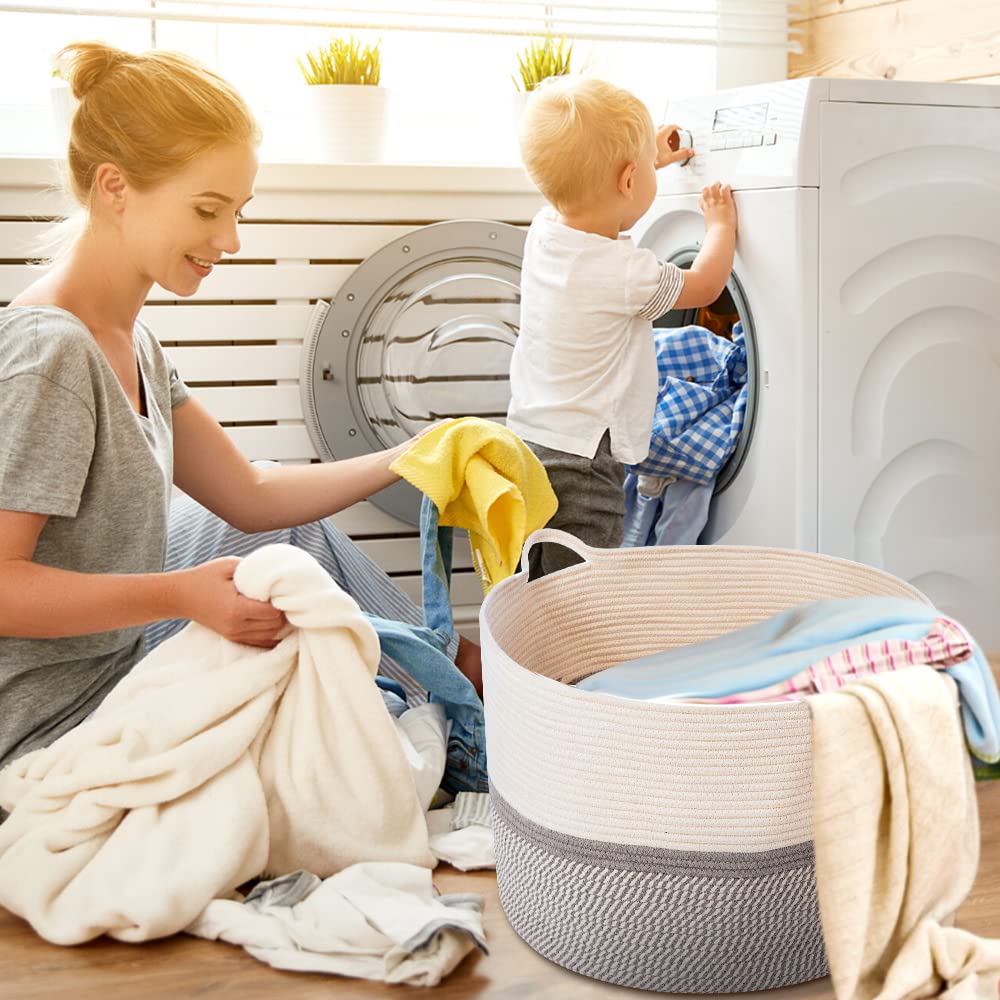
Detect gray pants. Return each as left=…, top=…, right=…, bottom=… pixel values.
left=527, top=431, right=625, bottom=578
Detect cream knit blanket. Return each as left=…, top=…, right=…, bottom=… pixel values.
left=811, top=667, right=1000, bottom=1000
left=0, top=544, right=434, bottom=945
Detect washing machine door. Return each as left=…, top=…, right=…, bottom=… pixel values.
left=302, top=219, right=525, bottom=526
left=635, top=201, right=760, bottom=536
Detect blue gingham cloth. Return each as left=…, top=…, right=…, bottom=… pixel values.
left=629, top=323, right=749, bottom=485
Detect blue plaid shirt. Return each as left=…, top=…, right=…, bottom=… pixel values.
left=629, top=323, right=748, bottom=485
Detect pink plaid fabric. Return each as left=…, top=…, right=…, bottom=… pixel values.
left=695, top=616, right=973, bottom=706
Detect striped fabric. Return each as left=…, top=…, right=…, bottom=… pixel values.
left=700, top=616, right=973, bottom=706
left=145, top=486, right=449, bottom=705
left=452, top=792, right=492, bottom=830
left=636, top=262, right=686, bottom=321
left=630, top=323, right=748, bottom=485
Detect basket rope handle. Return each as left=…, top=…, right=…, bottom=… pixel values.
left=519, top=528, right=598, bottom=575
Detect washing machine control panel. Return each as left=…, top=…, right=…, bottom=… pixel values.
left=707, top=130, right=778, bottom=151
left=656, top=77, right=828, bottom=192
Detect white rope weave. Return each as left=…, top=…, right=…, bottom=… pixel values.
left=481, top=532, right=928, bottom=853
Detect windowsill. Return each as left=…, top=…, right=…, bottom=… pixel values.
left=0, top=154, right=539, bottom=195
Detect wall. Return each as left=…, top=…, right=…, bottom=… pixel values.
left=789, top=0, right=1000, bottom=84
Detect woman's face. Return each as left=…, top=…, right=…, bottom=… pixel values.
left=121, top=142, right=258, bottom=297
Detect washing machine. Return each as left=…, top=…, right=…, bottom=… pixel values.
left=632, top=77, right=1000, bottom=650
left=302, top=219, right=526, bottom=525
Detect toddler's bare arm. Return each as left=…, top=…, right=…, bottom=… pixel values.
left=674, top=182, right=738, bottom=308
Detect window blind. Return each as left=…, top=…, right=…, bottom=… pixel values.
left=1, top=0, right=800, bottom=52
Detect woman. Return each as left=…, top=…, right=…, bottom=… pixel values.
left=0, top=42, right=482, bottom=772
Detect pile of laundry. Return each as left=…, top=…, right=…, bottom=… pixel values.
left=623, top=322, right=748, bottom=546
left=577, top=594, right=1000, bottom=767
left=0, top=544, right=494, bottom=987
left=0, top=417, right=554, bottom=987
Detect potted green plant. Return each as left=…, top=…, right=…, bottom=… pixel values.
left=296, top=35, right=388, bottom=163
left=513, top=34, right=574, bottom=94
left=510, top=35, right=574, bottom=151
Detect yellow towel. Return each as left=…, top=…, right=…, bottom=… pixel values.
left=390, top=418, right=557, bottom=593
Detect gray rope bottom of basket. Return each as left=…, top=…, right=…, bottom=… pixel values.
left=492, top=788, right=830, bottom=993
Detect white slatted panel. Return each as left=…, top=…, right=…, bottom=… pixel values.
left=169, top=345, right=303, bottom=382
left=247, top=189, right=543, bottom=222
left=191, top=385, right=303, bottom=422
left=392, top=567, right=485, bottom=610
left=225, top=425, right=316, bottom=460
left=0, top=159, right=544, bottom=220
left=142, top=304, right=313, bottom=342
left=1, top=220, right=421, bottom=263
left=0, top=160, right=544, bottom=640
left=343, top=537, right=476, bottom=574
left=0, top=262, right=353, bottom=302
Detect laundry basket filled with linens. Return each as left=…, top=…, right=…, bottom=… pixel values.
left=480, top=529, right=932, bottom=994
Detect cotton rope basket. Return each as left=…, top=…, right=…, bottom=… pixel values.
left=479, top=529, right=930, bottom=994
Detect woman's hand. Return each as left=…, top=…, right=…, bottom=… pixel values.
left=388, top=419, right=452, bottom=465
left=407, top=419, right=450, bottom=446
left=172, top=557, right=287, bottom=648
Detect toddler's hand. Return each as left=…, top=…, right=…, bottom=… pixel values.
left=700, top=182, right=738, bottom=234
left=655, top=124, right=695, bottom=169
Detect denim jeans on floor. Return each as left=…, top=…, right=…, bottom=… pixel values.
left=393, top=495, right=487, bottom=793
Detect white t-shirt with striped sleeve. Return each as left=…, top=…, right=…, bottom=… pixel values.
left=507, top=208, right=684, bottom=464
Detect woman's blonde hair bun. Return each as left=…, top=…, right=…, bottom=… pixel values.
left=56, top=42, right=134, bottom=101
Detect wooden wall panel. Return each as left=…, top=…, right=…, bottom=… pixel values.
left=789, top=0, right=1000, bottom=83
left=793, top=0, right=900, bottom=20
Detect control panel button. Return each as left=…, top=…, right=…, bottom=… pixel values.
left=710, top=138, right=728, bottom=151
left=746, top=133, right=764, bottom=146
left=763, top=131, right=778, bottom=145
left=667, top=127, right=694, bottom=152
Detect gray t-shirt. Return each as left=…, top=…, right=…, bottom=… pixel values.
left=0, top=305, right=189, bottom=768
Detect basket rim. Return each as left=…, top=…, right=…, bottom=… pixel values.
left=480, top=536, right=931, bottom=706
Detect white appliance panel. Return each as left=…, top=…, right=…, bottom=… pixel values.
left=817, top=99, right=1000, bottom=646
left=655, top=77, right=826, bottom=195
left=634, top=187, right=820, bottom=550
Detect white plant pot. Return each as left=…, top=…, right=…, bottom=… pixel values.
left=300, top=85, right=389, bottom=163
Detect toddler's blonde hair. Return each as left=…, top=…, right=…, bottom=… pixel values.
left=519, top=76, right=654, bottom=211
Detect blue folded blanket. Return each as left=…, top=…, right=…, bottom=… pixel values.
left=577, top=597, right=1000, bottom=764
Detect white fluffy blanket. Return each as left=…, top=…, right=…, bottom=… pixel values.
left=0, top=544, right=434, bottom=944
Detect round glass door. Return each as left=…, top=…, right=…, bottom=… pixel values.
left=357, top=261, right=520, bottom=446
left=651, top=245, right=758, bottom=495
left=303, top=220, right=526, bottom=525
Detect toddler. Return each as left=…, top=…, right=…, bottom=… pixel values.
left=506, top=76, right=739, bottom=576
